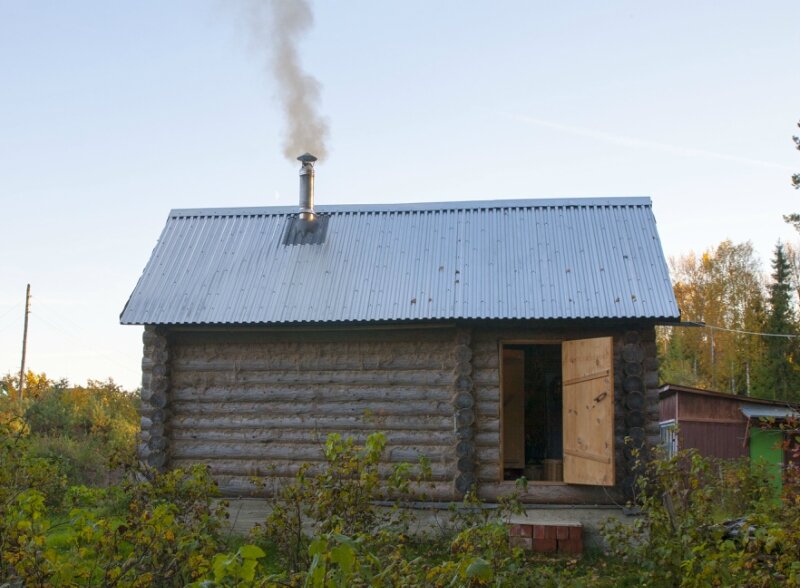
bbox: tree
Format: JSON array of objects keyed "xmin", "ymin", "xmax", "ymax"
[
  {"xmin": 794, "ymin": 120, "xmax": 800, "ymax": 190},
  {"xmin": 782, "ymin": 121, "xmax": 800, "ymax": 231},
  {"xmin": 783, "ymin": 243, "xmax": 800, "ymax": 303},
  {"xmin": 659, "ymin": 241, "xmax": 766, "ymax": 394},
  {"xmin": 759, "ymin": 242, "xmax": 800, "ymax": 400}
]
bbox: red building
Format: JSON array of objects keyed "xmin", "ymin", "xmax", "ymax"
[{"xmin": 658, "ymin": 384, "xmax": 798, "ymax": 492}]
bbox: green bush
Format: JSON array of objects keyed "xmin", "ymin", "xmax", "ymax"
[
  {"xmin": 251, "ymin": 432, "xmax": 431, "ymax": 573},
  {"xmin": 0, "ymin": 415, "xmax": 66, "ymax": 580},
  {"xmin": 601, "ymin": 447, "xmax": 799, "ymax": 587},
  {"xmin": 0, "ymin": 375, "xmax": 140, "ymax": 492},
  {"xmin": 2, "ymin": 464, "xmax": 228, "ymax": 587}
]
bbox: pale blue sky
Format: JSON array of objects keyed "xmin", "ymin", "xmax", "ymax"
[{"xmin": 1, "ymin": 1, "xmax": 798, "ymax": 389}]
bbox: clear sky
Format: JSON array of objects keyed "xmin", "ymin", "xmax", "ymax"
[{"xmin": 1, "ymin": 1, "xmax": 799, "ymax": 390}]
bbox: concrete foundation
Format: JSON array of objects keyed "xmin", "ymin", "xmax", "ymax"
[{"xmin": 222, "ymin": 498, "xmax": 636, "ymax": 551}]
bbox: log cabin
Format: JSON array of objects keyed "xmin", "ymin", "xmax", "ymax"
[{"xmin": 121, "ymin": 156, "xmax": 680, "ymax": 505}]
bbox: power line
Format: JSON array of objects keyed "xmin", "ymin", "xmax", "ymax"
[
  {"xmin": 706, "ymin": 324, "xmax": 800, "ymax": 339},
  {"xmin": 666, "ymin": 322, "xmax": 800, "ymax": 339},
  {"xmin": 0, "ymin": 303, "xmax": 22, "ymax": 324},
  {"xmin": 29, "ymin": 309, "xmax": 139, "ymax": 380}
]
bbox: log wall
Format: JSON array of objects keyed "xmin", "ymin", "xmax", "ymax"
[
  {"xmin": 163, "ymin": 327, "xmax": 461, "ymax": 499},
  {"xmin": 136, "ymin": 323, "xmax": 659, "ymax": 503}
]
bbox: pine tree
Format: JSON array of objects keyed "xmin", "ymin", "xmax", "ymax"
[
  {"xmin": 793, "ymin": 120, "xmax": 799, "ymax": 190},
  {"xmin": 760, "ymin": 242, "xmax": 800, "ymax": 400}
]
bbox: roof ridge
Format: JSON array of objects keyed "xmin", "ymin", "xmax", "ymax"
[{"xmin": 169, "ymin": 197, "xmax": 652, "ymax": 218}]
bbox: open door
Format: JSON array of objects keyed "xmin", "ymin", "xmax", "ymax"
[
  {"xmin": 502, "ymin": 348, "xmax": 526, "ymax": 469},
  {"xmin": 562, "ymin": 337, "xmax": 615, "ymax": 486}
]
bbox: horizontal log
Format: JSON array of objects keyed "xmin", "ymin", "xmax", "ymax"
[
  {"xmin": 475, "ymin": 464, "xmax": 505, "ymax": 481},
  {"xmin": 475, "ymin": 401, "xmax": 499, "ymax": 419},
  {"xmin": 474, "ymin": 417, "xmax": 500, "ymax": 433},
  {"xmin": 471, "ymin": 355, "xmax": 499, "ymax": 370},
  {"xmin": 171, "ymin": 459, "xmax": 455, "ymax": 481},
  {"xmin": 170, "ymin": 428, "xmax": 457, "ymax": 446},
  {"xmin": 171, "ymin": 441, "xmax": 454, "ymax": 463},
  {"xmin": 171, "ymin": 414, "xmax": 453, "ymax": 432},
  {"xmin": 171, "ymin": 400, "xmax": 454, "ymax": 418},
  {"xmin": 171, "ymin": 353, "xmax": 452, "ymax": 373},
  {"xmin": 477, "ymin": 483, "xmax": 623, "ymax": 505},
  {"xmin": 472, "ymin": 370, "xmax": 499, "ymax": 386},
  {"xmin": 475, "ymin": 431, "xmax": 500, "ymax": 446},
  {"xmin": 171, "ymin": 369, "xmax": 453, "ymax": 387},
  {"xmin": 213, "ymin": 475, "xmax": 455, "ymax": 500},
  {"xmin": 171, "ymin": 385, "xmax": 451, "ymax": 404},
  {"xmin": 471, "ymin": 341, "xmax": 501, "ymax": 357},
  {"xmin": 475, "ymin": 447, "xmax": 501, "ymax": 463},
  {"xmin": 473, "ymin": 386, "xmax": 500, "ymax": 402},
  {"xmin": 171, "ymin": 328, "xmax": 454, "ymax": 347}
]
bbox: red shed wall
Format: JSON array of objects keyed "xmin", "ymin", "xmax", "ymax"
[
  {"xmin": 678, "ymin": 393, "xmax": 745, "ymax": 422},
  {"xmin": 660, "ymin": 394, "xmax": 677, "ymax": 422},
  {"xmin": 679, "ymin": 421, "xmax": 748, "ymax": 459}
]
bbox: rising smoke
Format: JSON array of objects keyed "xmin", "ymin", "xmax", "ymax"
[{"xmin": 243, "ymin": 0, "xmax": 329, "ymax": 161}]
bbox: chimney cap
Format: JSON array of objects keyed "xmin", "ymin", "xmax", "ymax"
[{"xmin": 297, "ymin": 153, "xmax": 318, "ymax": 163}]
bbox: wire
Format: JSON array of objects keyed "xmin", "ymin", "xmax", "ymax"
[
  {"xmin": 0, "ymin": 303, "xmax": 22, "ymax": 325},
  {"xmin": 665, "ymin": 322, "xmax": 800, "ymax": 339},
  {"xmin": 707, "ymin": 324, "xmax": 800, "ymax": 339},
  {"xmin": 28, "ymin": 309, "xmax": 139, "ymax": 380}
]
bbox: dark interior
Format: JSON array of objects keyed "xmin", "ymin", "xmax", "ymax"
[{"xmin": 503, "ymin": 344, "xmax": 563, "ymax": 482}]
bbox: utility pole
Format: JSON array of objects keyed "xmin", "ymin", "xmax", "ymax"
[
  {"xmin": 710, "ymin": 327, "xmax": 716, "ymax": 390},
  {"xmin": 18, "ymin": 284, "xmax": 30, "ymax": 401}
]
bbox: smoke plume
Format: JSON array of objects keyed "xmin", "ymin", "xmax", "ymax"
[{"xmin": 244, "ymin": 0, "xmax": 329, "ymax": 161}]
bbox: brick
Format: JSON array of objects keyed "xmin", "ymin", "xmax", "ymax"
[
  {"xmin": 568, "ymin": 525, "xmax": 583, "ymax": 539},
  {"xmin": 510, "ymin": 524, "xmax": 532, "ymax": 538},
  {"xmin": 532, "ymin": 525, "xmax": 546, "ymax": 539},
  {"xmin": 556, "ymin": 526, "xmax": 570, "ymax": 540},
  {"xmin": 509, "ymin": 536, "xmax": 533, "ymax": 550},
  {"xmin": 557, "ymin": 537, "xmax": 584, "ymax": 555},
  {"xmin": 533, "ymin": 538, "xmax": 557, "ymax": 553},
  {"xmin": 544, "ymin": 526, "xmax": 557, "ymax": 540}
]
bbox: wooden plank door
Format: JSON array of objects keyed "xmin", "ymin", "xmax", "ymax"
[
  {"xmin": 562, "ymin": 337, "xmax": 615, "ymax": 485},
  {"xmin": 502, "ymin": 348, "xmax": 526, "ymax": 469}
]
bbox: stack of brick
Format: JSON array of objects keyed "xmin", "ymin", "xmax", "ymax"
[{"xmin": 509, "ymin": 523, "xmax": 583, "ymax": 555}]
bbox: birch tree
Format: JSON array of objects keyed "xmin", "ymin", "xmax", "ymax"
[{"xmin": 659, "ymin": 241, "xmax": 766, "ymax": 394}]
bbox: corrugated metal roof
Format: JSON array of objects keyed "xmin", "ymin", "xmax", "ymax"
[
  {"xmin": 120, "ymin": 197, "xmax": 680, "ymax": 325},
  {"xmin": 741, "ymin": 405, "xmax": 799, "ymax": 420}
]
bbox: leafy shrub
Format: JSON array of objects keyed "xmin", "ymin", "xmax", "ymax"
[
  {"xmin": 2, "ymin": 464, "xmax": 228, "ymax": 587},
  {"xmin": 601, "ymin": 447, "xmax": 798, "ymax": 587},
  {"xmin": 252, "ymin": 432, "xmax": 430, "ymax": 572},
  {"xmin": 0, "ymin": 374, "xmax": 140, "ymax": 492}
]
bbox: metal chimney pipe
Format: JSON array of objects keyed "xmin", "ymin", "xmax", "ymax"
[{"xmin": 297, "ymin": 153, "xmax": 317, "ymax": 221}]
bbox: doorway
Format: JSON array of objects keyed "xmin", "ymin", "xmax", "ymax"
[{"xmin": 502, "ymin": 344, "xmax": 563, "ymax": 482}]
